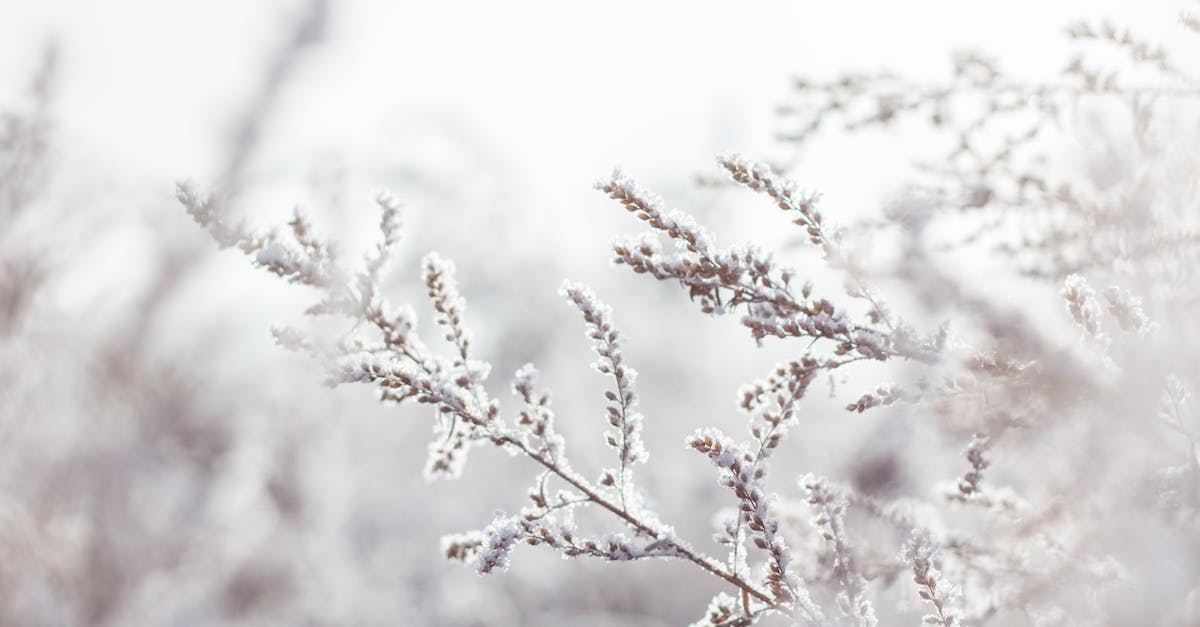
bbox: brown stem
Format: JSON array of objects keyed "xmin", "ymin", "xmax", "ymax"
[{"xmin": 504, "ymin": 433, "xmax": 781, "ymax": 609}]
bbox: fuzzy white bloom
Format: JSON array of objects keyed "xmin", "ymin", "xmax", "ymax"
[
  {"xmin": 1062, "ymin": 274, "xmax": 1103, "ymax": 338},
  {"xmin": 423, "ymin": 252, "xmax": 473, "ymax": 361},
  {"xmin": 561, "ymin": 280, "xmax": 648, "ymax": 503},
  {"xmin": 690, "ymin": 591, "xmax": 746, "ymax": 627},
  {"xmin": 269, "ymin": 323, "xmax": 313, "ymax": 353},
  {"xmin": 512, "ymin": 363, "xmax": 539, "ymax": 396},
  {"xmin": 802, "ymin": 475, "xmax": 876, "ymax": 627},
  {"xmin": 596, "ymin": 168, "xmax": 717, "ymax": 256},
  {"xmin": 475, "ymin": 514, "xmax": 522, "ymax": 574},
  {"xmin": 1102, "ymin": 284, "xmax": 1152, "ymax": 335},
  {"xmin": 687, "ymin": 428, "xmax": 822, "ymax": 621},
  {"xmin": 364, "ymin": 190, "xmax": 404, "ymax": 276},
  {"xmin": 903, "ymin": 528, "xmax": 967, "ymax": 627}
]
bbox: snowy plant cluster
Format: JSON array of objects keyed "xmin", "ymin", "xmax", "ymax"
[
  {"xmin": 173, "ymin": 8, "xmax": 1200, "ymax": 627},
  {"xmin": 183, "ymin": 81, "xmax": 1200, "ymax": 627},
  {"xmin": 4, "ymin": 2, "xmax": 1200, "ymax": 626}
]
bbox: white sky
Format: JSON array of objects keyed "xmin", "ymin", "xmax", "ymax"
[
  {"xmin": 1, "ymin": 0, "xmax": 1189, "ymax": 290},
  {"xmin": 4, "ymin": 0, "xmax": 1182, "ymax": 178}
]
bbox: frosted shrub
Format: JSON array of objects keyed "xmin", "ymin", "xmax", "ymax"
[{"xmin": 181, "ymin": 9, "xmax": 1200, "ymax": 627}]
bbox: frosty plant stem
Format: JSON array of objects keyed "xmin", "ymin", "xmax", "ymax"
[
  {"xmin": 178, "ymin": 179, "xmax": 821, "ymax": 622},
  {"xmin": 181, "ymin": 142, "xmax": 1007, "ymax": 626},
  {"xmin": 179, "ymin": 130, "xmax": 1200, "ymax": 623},
  {"xmin": 181, "ymin": 94, "xmax": 1199, "ymax": 621},
  {"xmin": 179, "ymin": 151, "xmax": 922, "ymax": 625}
]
